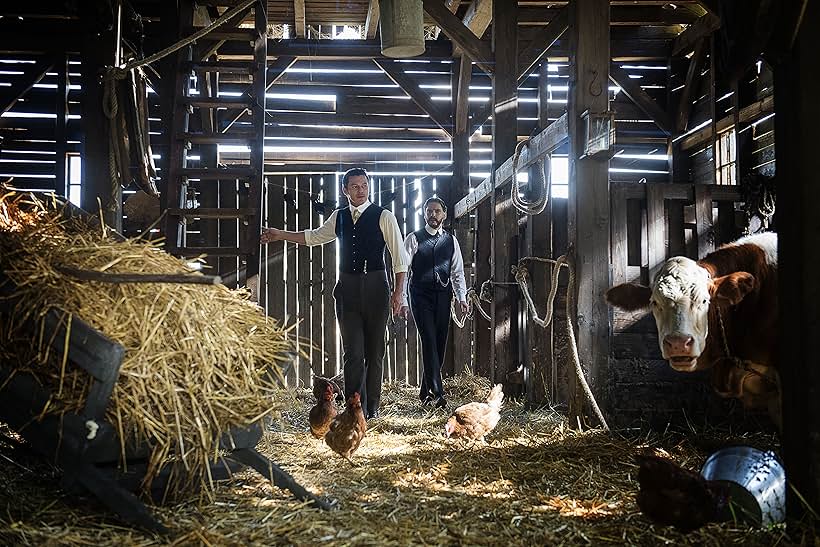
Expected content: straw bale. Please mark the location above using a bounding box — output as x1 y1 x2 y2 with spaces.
0 190 293 499
0 376 815 546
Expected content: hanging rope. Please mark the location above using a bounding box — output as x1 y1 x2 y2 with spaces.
513 255 567 328
510 137 551 215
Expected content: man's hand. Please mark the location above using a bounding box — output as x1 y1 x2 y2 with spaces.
398 304 409 320
391 290 404 318
260 228 282 244
458 300 469 315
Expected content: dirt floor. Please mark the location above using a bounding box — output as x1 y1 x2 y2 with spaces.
0 376 816 546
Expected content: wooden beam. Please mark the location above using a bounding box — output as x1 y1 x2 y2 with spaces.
676 38 707 133
364 0 380 39
373 59 454 138
294 0 306 38
776 0 820 515
567 0 610 427
266 38 453 58
672 13 720 56
516 6 569 81
422 0 494 73
463 0 493 38
680 94 774 150
455 113 568 218
0 55 55 117
610 64 674 136
455 56 472 134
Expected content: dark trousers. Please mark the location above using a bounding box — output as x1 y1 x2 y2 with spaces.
334 271 390 416
410 285 452 401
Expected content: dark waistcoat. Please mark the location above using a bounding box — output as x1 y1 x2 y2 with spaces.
335 204 386 274
410 228 454 292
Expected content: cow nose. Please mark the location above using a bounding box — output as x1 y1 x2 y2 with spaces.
663 334 694 354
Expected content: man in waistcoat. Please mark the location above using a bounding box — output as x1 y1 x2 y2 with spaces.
260 168 408 420
400 197 468 409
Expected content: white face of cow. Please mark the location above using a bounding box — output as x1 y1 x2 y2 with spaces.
649 257 712 371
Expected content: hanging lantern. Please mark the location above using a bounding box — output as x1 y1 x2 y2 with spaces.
579 109 616 160
379 0 425 58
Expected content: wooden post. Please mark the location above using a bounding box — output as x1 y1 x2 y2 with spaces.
55 53 68 197
567 0 610 426
80 1 118 228
774 0 820 516
524 60 555 407
490 0 519 393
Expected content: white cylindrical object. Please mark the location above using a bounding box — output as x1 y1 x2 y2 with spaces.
379 0 425 58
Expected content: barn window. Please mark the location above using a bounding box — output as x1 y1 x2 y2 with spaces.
66 153 82 206
715 128 737 185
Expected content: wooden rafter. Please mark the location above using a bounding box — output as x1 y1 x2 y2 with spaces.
517 6 569 81
364 0 380 39
373 59 453 138
294 0 306 38
610 64 674 136
462 0 493 39
672 13 720 56
676 38 707 133
422 0 494 73
221 55 297 133
0 55 54 117
454 56 472 135
680 94 774 151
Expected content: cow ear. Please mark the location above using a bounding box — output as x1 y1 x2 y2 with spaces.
711 272 756 305
605 283 652 311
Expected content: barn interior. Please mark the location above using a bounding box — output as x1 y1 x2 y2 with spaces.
0 0 818 544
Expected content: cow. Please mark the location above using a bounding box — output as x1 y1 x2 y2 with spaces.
605 232 781 426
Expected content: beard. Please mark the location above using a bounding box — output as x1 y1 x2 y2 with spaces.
427 218 441 228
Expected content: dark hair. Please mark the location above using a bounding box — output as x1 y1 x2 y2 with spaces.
424 196 447 213
342 168 368 187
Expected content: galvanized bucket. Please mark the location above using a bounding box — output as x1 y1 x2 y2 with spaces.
700 446 786 526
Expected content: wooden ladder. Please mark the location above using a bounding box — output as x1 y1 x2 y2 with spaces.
163 0 267 284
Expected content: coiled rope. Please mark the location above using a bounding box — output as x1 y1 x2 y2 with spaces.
510 137 551 215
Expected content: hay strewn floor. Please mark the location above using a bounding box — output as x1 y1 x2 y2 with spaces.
0 375 815 546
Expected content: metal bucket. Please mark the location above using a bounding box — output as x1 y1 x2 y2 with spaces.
379 0 425 58
700 446 786 526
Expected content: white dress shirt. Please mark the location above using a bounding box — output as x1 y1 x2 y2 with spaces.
303 200 409 274
403 224 467 304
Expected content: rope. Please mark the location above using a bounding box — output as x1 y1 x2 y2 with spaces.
513 255 567 328
510 137 551 215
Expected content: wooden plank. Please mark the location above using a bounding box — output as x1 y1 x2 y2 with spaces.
392 177 408 385
516 6 569 82
0 55 54 117
611 184 629 287
284 176 298 387
676 38 707 133
373 59 454 137
454 113 568 218
221 54 296 133
680 94 774 150
310 175 323 379
265 38 453 59
454 56 472 135
646 184 666 281
422 0 494 74
364 0 380 39
693 184 713 258
321 174 338 376
609 64 673 136
667 200 686 257
672 13 720 56
406 178 420 388
296 175 312 388
293 0 306 38
268 174 286 325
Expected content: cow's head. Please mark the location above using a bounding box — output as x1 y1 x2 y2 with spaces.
606 257 756 372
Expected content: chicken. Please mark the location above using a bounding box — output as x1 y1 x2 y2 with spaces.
443 384 504 442
325 392 367 463
308 383 338 439
312 372 345 404
635 454 730 532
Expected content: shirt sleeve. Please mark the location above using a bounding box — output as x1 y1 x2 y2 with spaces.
380 210 409 274
450 235 467 302
401 232 417 306
304 209 338 246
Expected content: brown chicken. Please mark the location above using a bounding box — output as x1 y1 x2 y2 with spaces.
635 454 730 532
443 384 504 442
312 372 345 404
325 392 367 463
308 383 338 439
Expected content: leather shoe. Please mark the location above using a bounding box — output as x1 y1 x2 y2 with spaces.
434 397 447 409
367 410 381 420
421 396 434 407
